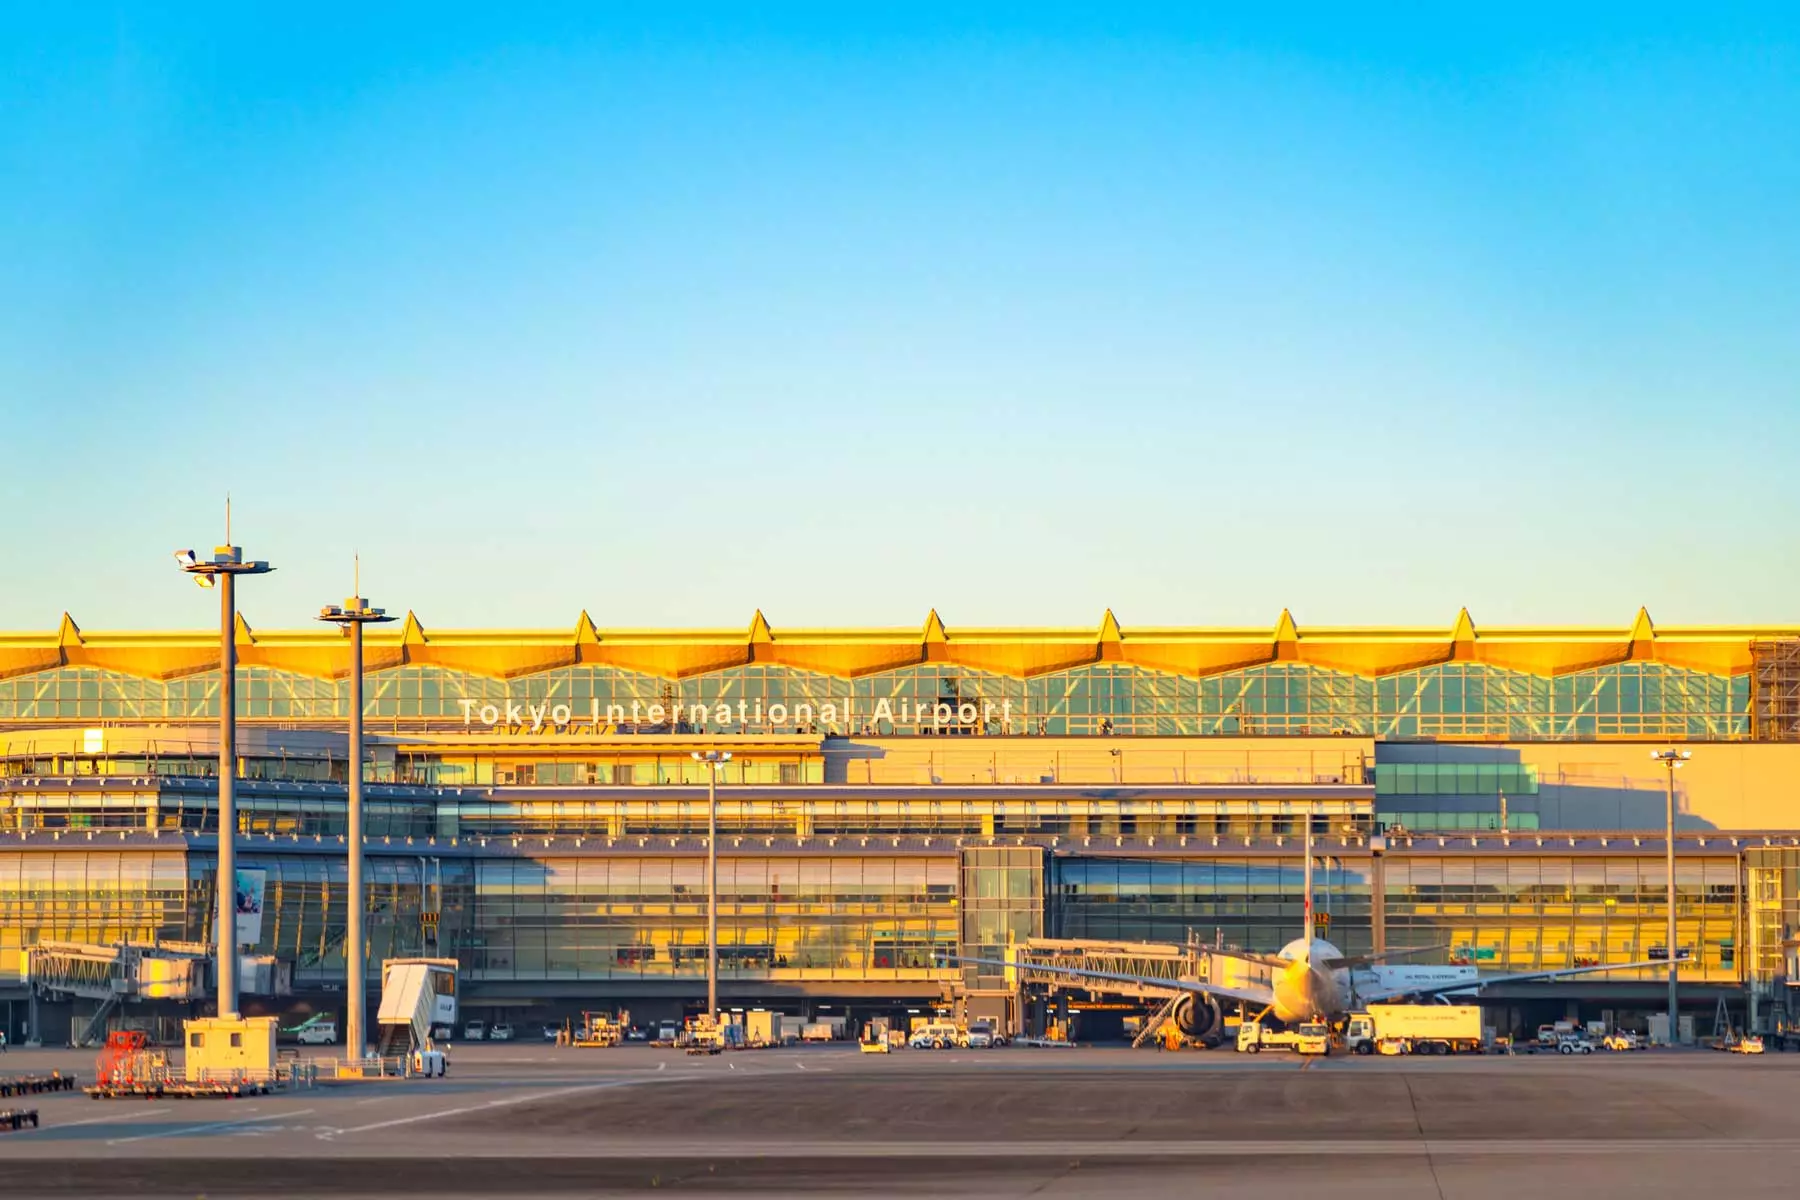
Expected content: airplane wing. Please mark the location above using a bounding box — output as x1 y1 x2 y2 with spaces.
1319 945 1447 972
950 953 1273 1006
1360 955 1690 1002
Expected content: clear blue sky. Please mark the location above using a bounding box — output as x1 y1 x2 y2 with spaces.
2 6 1796 632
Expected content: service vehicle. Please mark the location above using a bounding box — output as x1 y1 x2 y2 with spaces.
462 1020 487 1041
295 1020 338 1046
1603 1031 1644 1052
1556 1033 1596 1055
966 1021 1004 1048
489 1022 515 1042
1729 1035 1766 1054
1236 1019 1329 1056
685 1016 743 1055
1535 1021 1578 1049
410 1046 448 1077
1344 1004 1483 1056
908 1021 966 1050
744 1010 780 1048
860 1017 893 1054
573 1012 624 1048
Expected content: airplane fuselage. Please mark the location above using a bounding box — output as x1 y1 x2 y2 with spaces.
1267 938 1484 1023
1269 937 1345 1023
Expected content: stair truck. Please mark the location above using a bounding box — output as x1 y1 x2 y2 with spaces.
377 957 459 1075
1344 1004 1484 1056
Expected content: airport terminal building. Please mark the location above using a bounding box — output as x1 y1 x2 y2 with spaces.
3 608 1800 1041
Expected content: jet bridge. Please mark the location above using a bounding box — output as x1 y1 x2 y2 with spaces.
1006 936 1276 1046
28 940 210 1047
27 940 294 1047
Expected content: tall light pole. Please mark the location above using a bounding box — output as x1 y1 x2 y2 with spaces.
1652 748 1691 1044
691 750 732 1020
174 536 273 1019
320 576 393 1058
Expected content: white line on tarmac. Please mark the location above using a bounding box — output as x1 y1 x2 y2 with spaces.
492 1138 1800 1160
327 1080 649 1138
21 1110 148 1133
107 1108 315 1146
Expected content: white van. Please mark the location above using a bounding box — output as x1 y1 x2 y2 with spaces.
295 1020 338 1045
908 1022 965 1049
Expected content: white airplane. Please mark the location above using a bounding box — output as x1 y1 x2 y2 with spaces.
959 824 1685 1042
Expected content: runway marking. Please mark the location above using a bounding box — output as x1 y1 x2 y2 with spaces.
796 1062 807 1070
326 1079 652 1138
107 1108 315 1146
18 1110 150 1133
507 1138 1800 1159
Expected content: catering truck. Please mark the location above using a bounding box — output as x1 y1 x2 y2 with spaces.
1344 1004 1484 1056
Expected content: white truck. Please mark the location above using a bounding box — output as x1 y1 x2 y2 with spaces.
1236 1019 1330 1056
1344 1004 1483 1056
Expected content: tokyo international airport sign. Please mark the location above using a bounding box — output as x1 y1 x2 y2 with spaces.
457 696 1022 733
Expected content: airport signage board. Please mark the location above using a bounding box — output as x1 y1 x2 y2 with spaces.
234 868 266 947
457 696 1022 733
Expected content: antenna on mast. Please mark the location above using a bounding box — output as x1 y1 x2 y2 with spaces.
225 493 232 544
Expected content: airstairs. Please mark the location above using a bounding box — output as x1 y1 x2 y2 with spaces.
375 958 453 1056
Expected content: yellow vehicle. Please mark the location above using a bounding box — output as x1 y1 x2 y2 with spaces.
572 1012 624 1048
859 1018 892 1053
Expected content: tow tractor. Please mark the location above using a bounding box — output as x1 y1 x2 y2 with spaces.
859 1017 893 1054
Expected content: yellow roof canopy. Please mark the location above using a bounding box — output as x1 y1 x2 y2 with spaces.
0 610 1790 684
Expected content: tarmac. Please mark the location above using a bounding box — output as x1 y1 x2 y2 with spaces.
2 1042 1798 1197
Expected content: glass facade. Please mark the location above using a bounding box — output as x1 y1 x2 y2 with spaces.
469 855 956 983
1384 855 1741 982
1374 763 1539 796
960 848 1046 987
0 850 197 981
0 849 447 987
0 660 1752 739
0 781 1370 842
0 844 1750 992
1054 856 1373 957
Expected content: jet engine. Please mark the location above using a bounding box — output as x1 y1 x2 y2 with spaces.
1172 993 1224 1045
